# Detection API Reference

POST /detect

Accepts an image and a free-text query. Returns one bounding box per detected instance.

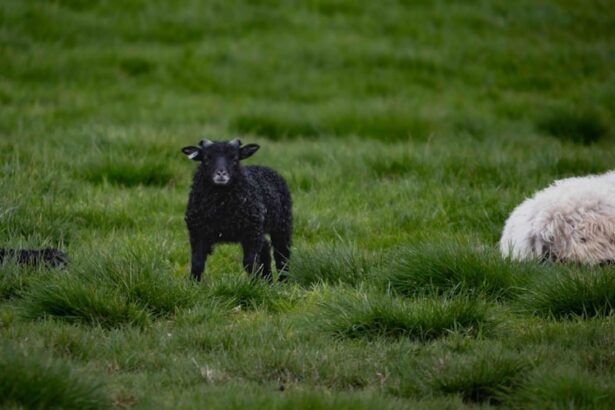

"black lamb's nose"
[216,169,228,177]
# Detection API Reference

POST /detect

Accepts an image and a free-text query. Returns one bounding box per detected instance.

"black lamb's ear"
[181,146,202,161]
[239,144,260,160]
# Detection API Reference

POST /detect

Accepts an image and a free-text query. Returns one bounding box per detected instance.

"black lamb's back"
[244,165,292,233]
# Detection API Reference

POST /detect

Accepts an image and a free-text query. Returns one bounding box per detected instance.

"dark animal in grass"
[181,138,292,282]
[0,248,69,268]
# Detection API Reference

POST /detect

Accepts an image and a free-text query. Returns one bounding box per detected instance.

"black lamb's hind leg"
[271,228,291,281]
[258,238,273,282]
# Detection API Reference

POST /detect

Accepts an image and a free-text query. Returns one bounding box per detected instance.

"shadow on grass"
[231,113,321,140]
[536,107,610,145]
[231,111,433,142]
[80,160,174,188]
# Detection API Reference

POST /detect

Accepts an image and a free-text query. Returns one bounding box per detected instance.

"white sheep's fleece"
[500,170,615,264]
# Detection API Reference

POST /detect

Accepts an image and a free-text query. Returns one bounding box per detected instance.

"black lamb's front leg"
[190,234,211,281]
[241,236,269,278]
[241,241,259,276]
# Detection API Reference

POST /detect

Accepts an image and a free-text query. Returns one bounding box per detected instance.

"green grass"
[0,343,109,410]
[1,0,615,408]
[22,243,198,327]
[422,349,531,404]
[536,106,610,145]
[519,266,615,318]
[81,160,175,188]
[290,241,373,286]
[513,367,615,409]
[205,273,295,311]
[316,290,495,341]
[0,260,49,300]
[23,275,151,328]
[382,241,537,299]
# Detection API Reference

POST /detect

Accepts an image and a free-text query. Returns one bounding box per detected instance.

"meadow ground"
[1,0,615,408]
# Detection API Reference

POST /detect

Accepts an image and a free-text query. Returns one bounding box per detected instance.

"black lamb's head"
[181,138,260,186]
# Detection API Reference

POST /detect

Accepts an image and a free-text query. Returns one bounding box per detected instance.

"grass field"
[1,0,615,408]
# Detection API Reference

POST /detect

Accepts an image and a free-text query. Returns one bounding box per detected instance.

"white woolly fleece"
[500,171,615,264]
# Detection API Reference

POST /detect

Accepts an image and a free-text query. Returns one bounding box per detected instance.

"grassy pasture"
[1,0,614,408]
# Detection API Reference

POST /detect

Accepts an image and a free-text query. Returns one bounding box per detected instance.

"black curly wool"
[182,140,292,281]
[0,248,69,268]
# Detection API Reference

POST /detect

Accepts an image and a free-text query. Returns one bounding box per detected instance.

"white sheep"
[500,170,615,264]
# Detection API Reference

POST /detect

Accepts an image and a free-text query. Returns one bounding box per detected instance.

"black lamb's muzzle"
[212,168,231,185]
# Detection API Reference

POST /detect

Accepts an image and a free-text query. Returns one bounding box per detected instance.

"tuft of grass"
[317,290,495,341]
[231,110,433,141]
[581,348,615,374]
[552,155,612,177]
[22,244,197,327]
[91,247,198,317]
[0,261,48,300]
[383,242,533,299]
[23,274,150,328]
[366,154,416,179]
[206,274,293,311]
[81,160,174,187]
[364,148,429,180]
[231,113,321,140]
[119,56,155,77]
[423,350,531,404]
[73,206,137,230]
[326,111,433,142]
[537,107,610,145]
[0,343,109,410]
[519,267,615,319]
[290,241,372,286]
[514,367,615,409]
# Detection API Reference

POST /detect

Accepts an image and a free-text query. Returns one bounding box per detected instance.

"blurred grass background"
[1,0,614,409]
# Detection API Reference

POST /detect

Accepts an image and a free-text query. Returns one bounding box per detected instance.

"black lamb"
[181,138,292,282]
